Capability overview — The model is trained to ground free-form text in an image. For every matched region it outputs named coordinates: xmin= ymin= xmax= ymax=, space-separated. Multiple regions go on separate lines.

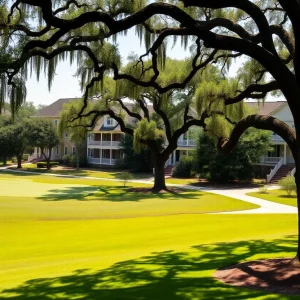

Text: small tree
xmin=32 ymin=119 xmax=59 ymax=170
xmin=279 ymin=175 xmax=297 ymax=197
xmin=117 ymin=171 xmax=133 ymax=187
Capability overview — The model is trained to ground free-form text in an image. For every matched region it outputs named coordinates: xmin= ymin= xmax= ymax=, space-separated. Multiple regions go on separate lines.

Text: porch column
xmin=284 ymin=144 xmax=287 ymax=165
xmin=100 ymin=148 xmax=102 ymax=164
xmin=187 ymin=132 xmax=189 ymax=147
xmin=110 ymin=149 xmax=112 ymax=165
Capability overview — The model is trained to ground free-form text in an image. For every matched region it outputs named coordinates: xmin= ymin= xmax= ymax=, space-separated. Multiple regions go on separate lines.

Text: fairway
xmin=0 ymin=172 xmax=298 ymax=299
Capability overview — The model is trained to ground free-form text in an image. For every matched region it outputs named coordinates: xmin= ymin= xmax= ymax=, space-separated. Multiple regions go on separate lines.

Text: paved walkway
xmin=0 ymin=167 xmax=298 ymax=214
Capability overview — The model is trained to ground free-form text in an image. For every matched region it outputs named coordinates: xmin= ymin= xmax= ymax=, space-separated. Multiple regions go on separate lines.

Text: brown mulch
xmin=214 ymin=258 xmax=300 ymax=295
xmin=127 ymin=187 xmax=182 ymax=194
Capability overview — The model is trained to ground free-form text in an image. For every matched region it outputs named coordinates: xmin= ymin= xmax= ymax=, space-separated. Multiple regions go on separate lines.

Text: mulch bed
xmin=214 ymin=258 xmax=300 ymax=295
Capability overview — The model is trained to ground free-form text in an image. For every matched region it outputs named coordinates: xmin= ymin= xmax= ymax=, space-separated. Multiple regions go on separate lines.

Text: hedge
xmin=36 ymin=161 xmax=59 ymax=168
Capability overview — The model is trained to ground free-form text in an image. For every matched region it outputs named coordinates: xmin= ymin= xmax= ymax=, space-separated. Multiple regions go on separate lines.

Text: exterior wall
xmin=271 ymin=104 xmax=294 ymax=128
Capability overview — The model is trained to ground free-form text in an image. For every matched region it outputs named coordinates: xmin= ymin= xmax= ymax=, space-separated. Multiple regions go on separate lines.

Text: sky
xmin=24 ymin=29 xmax=258 ymax=106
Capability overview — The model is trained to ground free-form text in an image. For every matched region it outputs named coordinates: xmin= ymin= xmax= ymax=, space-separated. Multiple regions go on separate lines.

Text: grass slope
xmin=0 ymin=173 xmax=298 ymax=299
xmin=248 ymin=190 xmax=297 ymax=207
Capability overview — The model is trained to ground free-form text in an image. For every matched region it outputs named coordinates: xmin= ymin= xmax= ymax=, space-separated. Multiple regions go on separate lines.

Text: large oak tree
xmin=1 ymin=0 xmax=300 ymax=261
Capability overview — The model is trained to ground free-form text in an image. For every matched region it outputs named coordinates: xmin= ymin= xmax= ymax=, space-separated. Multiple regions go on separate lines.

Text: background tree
xmin=118 ymin=134 xmax=153 ymax=173
xmin=59 ymin=99 xmax=89 ymax=170
xmin=32 ymin=119 xmax=59 ymax=170
xmin=1 ymin=0 xmax=300 ymax=261
xmin=79 ymin=62 xmax=243 ymax=190
xmin=194 ymin=129 xmax=272 ymax=182
xmin=0 ymin=119 xmax=35 ymax=168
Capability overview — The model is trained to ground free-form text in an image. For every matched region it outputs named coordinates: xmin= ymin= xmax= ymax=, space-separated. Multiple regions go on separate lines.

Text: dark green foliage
xmin=172 ymin=156 xmax=195 ymax=178
xmin=118 ymin=134 xmax=153 ymax=172
xmin=62 ymin=154 xmax=77 ymax=168
xmin=194 ymin=129 xmax=271 ymax=183
xmin=37 ymin=161 xmax=59 ymax=168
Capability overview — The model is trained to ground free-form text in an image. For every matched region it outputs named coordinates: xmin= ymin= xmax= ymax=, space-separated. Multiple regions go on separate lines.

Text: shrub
xmin=117 ymin=171 xmax=133 ymax=186
xmin=258 ymin=185 xmax=268 ymax=194
xmin=278 ymin=175 xmax=297 ymax=196
xmin=62 ymin=154 xmax=76 ymax=167
xmin=36 ymin=161 xmax=59 ymax=168
xmin=172 ymin=156 xmax=194 ymax=178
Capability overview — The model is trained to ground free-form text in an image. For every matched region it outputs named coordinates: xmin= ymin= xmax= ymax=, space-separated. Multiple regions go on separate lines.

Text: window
xmin=106 ymin=116 xmax=114 ymax=126
xmin=64 ymin=146 xmax=68 ymax=155
xmin=72 ymin=147 xmax=76 ymax=154
xmin=54 ymin=119 xmax=58 ymax=127
xmin=64 ymin=132 xmax=69 ymax=138
xmin=56 ymin=146 xmax=59 ymax=155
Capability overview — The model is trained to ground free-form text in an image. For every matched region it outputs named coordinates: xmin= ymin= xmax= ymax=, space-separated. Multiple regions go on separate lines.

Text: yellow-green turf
xmin=0 ymin=172 xmax=298 ymax=299
xmin=21 ymin=164 xmax=153 ymax=179
xmin=248 ymin=190 xmax=297 ymax=207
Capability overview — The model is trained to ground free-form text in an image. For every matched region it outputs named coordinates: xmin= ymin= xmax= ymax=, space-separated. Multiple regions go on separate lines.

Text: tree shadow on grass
xmin=0 ymin=170 xmax=40 ymax=177
xmin=37 ymin=185 xmax=202 ymax=202
xmin=0 ymin=235 xmax=298 ymax=300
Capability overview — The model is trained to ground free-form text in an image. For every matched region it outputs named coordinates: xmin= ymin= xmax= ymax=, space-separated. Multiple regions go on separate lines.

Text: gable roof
xmin=246 ymin=101 xmax=286 ymax=115
xmin=34 ymin=98 xmax=80 ymax=118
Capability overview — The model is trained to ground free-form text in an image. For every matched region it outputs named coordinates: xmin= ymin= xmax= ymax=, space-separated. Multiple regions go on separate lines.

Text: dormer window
xmin=106 ymin=116 xmax=114 ymax=127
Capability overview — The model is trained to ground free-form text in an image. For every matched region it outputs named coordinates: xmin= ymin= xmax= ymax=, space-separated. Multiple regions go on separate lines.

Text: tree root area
xmin=127 ymin=187 xmax=182 ymax=194
xmin=214 ymin=259 xmax=300 ymax=295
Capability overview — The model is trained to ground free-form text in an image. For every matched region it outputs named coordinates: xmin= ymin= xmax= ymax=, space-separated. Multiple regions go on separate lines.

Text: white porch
xmin=87 ymin=148 xmax=122 ymax=165
xmin=88 ymin=133 xmax=122 ymax=147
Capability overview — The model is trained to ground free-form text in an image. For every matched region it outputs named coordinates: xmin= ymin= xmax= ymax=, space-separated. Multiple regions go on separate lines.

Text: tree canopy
xmin=1 ymin=0 xmax=300 ymax=259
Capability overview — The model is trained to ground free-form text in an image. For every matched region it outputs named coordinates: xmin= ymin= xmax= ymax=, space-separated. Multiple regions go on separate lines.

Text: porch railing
xmin=28 ymin=153 xmax=37 ymax=162
xmin=291 ymin=167 xmax=296 ymax=177
xmin=267 ymin=157 xmax=284 ymax=183
xmin=88 ymin=157 xmax=116 ymax=165
xmin=260 ymin=156 xmax=282 ymax=164
xmin=88 ymin=140 xmax=120 ymax=147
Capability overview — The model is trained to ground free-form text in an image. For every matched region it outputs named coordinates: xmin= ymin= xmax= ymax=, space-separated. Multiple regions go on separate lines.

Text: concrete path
xmin=0 ymin=167 xmax=298 ymax=214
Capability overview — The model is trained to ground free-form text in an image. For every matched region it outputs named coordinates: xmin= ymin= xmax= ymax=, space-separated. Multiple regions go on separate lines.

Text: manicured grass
xmin=0 ymin=173 xmax=259 ymax=222
xmin=21 ymin=164 xmax=153 ymax=180
xmin=0 ymin=173 xmax=298 ymax=299
xmin=248 ymin=189 xmax=297 ymax=207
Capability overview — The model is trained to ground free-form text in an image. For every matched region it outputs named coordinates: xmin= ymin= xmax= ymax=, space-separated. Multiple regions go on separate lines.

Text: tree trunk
xmin=293 ymin=124 xmax=300 ymax=264
xmin=293 ymin=132 xmax=300 ymax=263
xmin=17 ymin=156 xmax=22 ymax=168
xmin=47 ymin=149 xmax=52 ymax=170
xmin=76 ymin=146 xmax=80 ymax=170
xmin=3 ymin=157 xmax=7 ymax=165
xmin=153 ymin=156 xmax=167 ymax=191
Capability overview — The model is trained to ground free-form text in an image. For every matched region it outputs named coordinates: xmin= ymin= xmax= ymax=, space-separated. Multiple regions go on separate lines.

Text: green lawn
xmin=21 ymin=164 xmax=153 ymax=180
xmin=0 ymin=173 xmax=298 ymax=299
xmin=248 ymin=189 xmax=297 ymax=207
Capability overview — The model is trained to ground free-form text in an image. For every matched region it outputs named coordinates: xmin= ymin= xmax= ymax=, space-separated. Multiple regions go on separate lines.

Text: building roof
xmin=246 ymin=101 xmax=286 ymax=115
xmin=34 ymin=98 xmax=80 ymax=117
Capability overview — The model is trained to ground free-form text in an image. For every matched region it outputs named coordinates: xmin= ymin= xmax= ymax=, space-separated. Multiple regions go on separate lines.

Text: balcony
xmin=177 ymin=139 xmax=196 ymax=147
xmin=88 ymin=140 xmax=120 ymax=147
